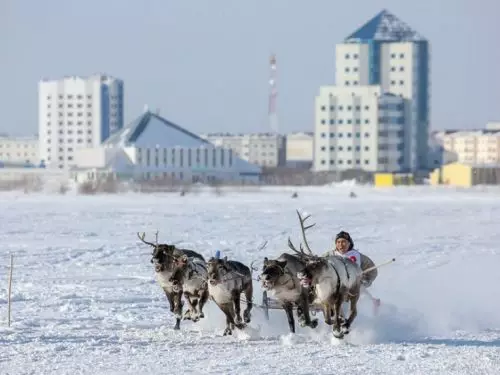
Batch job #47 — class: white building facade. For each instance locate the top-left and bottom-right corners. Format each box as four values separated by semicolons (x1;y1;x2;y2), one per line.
316;10;430;173
38;74;124;170
285;132;314;169
433;128;500;165
72;111;261;184
199;133;286;168
0;135;40;166
314;86;405;172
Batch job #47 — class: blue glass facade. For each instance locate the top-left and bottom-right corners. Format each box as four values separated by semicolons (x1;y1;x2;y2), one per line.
100;84;110;142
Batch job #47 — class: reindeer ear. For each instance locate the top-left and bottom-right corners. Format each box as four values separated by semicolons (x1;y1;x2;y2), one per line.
263;257;269;266
223;256;228;263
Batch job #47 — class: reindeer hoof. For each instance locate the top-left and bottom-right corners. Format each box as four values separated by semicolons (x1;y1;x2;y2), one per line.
332;329;344;339
309;319;319;329
325;320;333;326
243;313;251;323
223;328;232;336
199;312;205;319
235;322;246;330
341;322;350;334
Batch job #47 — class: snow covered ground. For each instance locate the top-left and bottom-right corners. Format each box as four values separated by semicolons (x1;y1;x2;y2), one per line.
1;185;500;374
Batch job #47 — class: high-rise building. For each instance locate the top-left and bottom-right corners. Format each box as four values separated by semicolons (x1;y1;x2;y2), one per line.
38;74;124;169
314;9;430;173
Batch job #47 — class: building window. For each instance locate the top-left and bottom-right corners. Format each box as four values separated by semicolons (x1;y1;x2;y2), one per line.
345;67;350;72
345;81;350;86
364;132;369;137
180;149;184;167
172;149;176;166
330;119;335;125
330;105;335;111
345;54;350;59
229;149;233;166
330;146;335;151
321;105;326;111
154;148;159;167
321;146;326;151
163;149;167;165
399;53;404;58
321;119;326;125
212;148;216;166
196;148;200;164
330;160;334;165
204;148;208;167
188;149;192;167
321;160;325;165
364;160;369;164
364;119;370;124
220;149;225;167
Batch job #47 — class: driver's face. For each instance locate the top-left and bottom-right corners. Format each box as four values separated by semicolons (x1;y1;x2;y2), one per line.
336;238;350;253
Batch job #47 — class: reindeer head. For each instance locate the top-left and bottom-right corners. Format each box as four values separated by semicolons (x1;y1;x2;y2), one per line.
206;256;230;286
297;256;328;288
137;231;181;273
259;257;287;290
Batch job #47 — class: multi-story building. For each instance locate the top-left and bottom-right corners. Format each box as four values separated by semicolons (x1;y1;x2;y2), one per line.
0;135;40;166
38;74;124;169
433;128;500;165
314;86;405;172
285;132;314;169
314;9;430;173
199;132;286;168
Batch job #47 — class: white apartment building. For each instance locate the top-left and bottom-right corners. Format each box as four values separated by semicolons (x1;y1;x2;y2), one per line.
0;135;40;166
199;132;286;168
433;129;500;165
285;132;314;169
38;74;124;170
315;9;430;173
313;86;405;172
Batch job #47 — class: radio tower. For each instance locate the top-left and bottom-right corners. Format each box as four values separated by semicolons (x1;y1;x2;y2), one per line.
268;54;278;134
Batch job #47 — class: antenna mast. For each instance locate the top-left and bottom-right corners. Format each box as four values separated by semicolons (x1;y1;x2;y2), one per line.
268;54;278;134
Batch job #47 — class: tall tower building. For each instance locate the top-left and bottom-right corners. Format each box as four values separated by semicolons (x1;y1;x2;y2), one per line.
38;74;124;169
335;9;430;172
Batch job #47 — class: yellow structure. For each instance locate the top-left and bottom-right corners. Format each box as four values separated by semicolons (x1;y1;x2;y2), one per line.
429;162;500;187
374;173;414;187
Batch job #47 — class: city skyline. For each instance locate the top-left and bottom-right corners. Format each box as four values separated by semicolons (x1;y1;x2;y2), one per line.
2;0;499;136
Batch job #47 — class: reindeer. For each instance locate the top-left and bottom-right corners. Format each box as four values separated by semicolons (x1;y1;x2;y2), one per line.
287;214;363;339
257;212;320;333
169;254;210;322
206;256;253;336
137;231;205;330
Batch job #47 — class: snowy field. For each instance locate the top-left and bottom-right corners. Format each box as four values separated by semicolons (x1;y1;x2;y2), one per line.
1;185;500;375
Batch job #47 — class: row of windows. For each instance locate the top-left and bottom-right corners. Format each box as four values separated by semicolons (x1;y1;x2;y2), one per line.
344;67;359;73
137;147;233;169
0;152;37;157
47;129;92;135
320;105;371;111
45;138;92;145
320;132;370;138
321;145;370;152
321;119;371;125
47;112;93;118
47;95;92;100
391;66;406;72
321;159;369;165
320;130;404;139
0;144;37;148
46;121;93;126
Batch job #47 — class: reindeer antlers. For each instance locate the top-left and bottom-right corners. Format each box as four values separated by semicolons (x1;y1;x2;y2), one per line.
287;210;316;258
137;231;159;247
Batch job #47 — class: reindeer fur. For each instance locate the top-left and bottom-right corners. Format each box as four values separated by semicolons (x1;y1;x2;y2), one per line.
206;256;253;336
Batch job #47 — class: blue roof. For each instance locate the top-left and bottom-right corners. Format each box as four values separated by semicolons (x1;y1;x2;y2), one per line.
345;9;425;42
104;111;211;148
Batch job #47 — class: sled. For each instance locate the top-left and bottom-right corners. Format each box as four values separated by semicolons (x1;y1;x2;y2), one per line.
260;290;381;320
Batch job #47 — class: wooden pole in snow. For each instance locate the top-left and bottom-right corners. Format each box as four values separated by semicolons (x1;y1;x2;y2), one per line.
8;254;13;327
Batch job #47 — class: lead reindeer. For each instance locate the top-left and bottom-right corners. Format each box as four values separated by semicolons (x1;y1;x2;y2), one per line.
169;254;210;322
257;212;319;333
206;256;253;336
137;231;205;330
288;212;363;339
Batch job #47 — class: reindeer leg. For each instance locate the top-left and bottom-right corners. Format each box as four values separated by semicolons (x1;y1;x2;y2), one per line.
173;292;183;330
182;292;194;320
323;303;333;326
190;298;200;322
283;302;296;333
342;293;360;335
163;288;175;313
332;297;344;339
298;290;318;329
243;282;253;324
232;290;243;326
218;302;237;336
197;289;209;319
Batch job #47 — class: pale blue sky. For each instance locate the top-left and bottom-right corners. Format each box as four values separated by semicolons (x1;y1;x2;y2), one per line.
1;0;499;136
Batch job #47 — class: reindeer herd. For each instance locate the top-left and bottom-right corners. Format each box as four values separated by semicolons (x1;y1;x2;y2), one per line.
138;211;375;339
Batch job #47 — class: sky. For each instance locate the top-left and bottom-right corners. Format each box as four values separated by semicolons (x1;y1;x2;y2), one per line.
1;0;499;137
